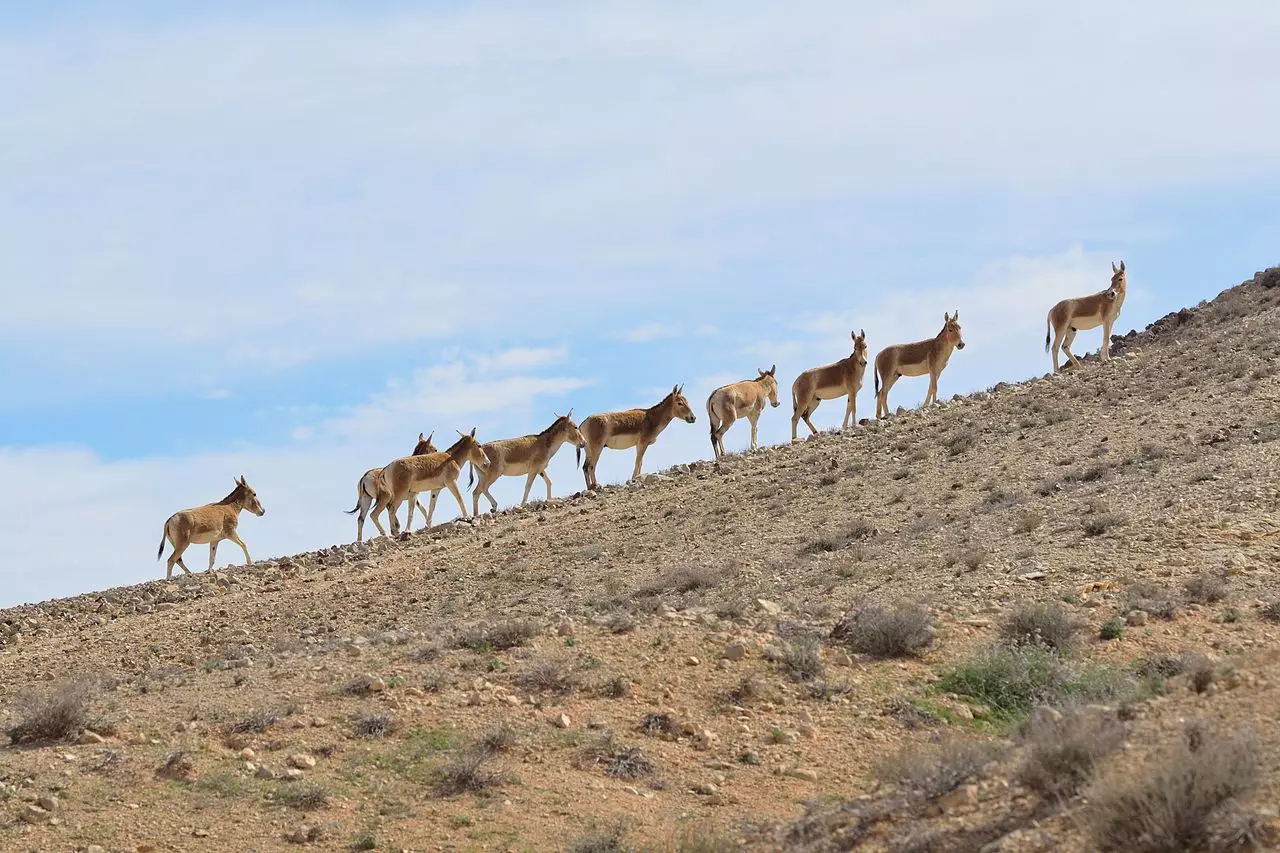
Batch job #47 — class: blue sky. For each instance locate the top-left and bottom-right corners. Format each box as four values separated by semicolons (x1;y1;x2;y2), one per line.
2;2;1279;607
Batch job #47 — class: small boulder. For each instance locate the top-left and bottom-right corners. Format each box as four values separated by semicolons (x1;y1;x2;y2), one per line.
721;642;747;662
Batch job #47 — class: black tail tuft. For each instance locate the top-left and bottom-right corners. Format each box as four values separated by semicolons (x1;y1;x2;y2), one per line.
344;502;361;515
156;529;166;561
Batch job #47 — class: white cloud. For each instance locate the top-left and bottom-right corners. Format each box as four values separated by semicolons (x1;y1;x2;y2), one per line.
621;323;682;343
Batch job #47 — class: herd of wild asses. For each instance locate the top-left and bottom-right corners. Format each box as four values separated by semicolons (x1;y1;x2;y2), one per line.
157;262;1128;579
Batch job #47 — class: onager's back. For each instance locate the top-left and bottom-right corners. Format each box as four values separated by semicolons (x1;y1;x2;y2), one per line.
376;429;490;535
157;476;266;580
347;432;437;543
1046;260;1127;372
472;413;586;515
708;366;779;458
874;312;965;419
581;385;697;489
791;331;868;440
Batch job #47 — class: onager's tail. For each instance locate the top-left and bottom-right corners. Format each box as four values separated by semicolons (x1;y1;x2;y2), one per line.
874;367;881;396
1045;317;1051;353
156;528;166;561
344;502;361;515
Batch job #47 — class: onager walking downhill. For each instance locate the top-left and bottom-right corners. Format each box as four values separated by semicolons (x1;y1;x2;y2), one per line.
707;366;779;459
157;476;266;580
373;429;491;536
346;432;437;543
875;312;966;419
581;385;697;490
471;412;586;515
1046;260;1127;372
791;330;869;440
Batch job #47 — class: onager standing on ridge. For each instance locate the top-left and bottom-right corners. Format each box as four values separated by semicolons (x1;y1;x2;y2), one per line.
581;385;697;490
707;366;779;459
1046;260;1127;373
471;412;586;515
157;476;266;580
374;429;491;536
875;312;966;419
346;432;437;543
791;330;869;440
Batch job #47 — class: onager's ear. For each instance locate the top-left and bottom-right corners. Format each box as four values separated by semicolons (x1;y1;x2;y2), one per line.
566;407;573;418
425;431;433;444
769;364;776;376
418;432;425;441
237;474;247;486
1112;261;1119;273
953;310;960;321
943;312;951;324
1119;260;1125;272
470;427;477;437
859;329;866;340
672;384;679;396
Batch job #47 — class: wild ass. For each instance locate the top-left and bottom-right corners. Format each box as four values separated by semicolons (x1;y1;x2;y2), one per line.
156;476;265;580
471;412;587;515
875;312;966;419
791;331;869;440
1046;260;1127;372
346;432;437;543
707;366;779;459
581;385;697;490
372;429;491;536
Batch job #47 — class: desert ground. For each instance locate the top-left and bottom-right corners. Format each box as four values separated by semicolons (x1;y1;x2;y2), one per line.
4;268;1280;852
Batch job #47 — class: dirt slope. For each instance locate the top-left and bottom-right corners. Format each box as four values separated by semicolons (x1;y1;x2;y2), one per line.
3;267;1280;853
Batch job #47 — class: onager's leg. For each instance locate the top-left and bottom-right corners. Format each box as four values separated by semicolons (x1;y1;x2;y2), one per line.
748;412;761;450
925;373;939;406
423;491;440;529
715;410;737;458
708;410;723;458
631;441;650;482
207;540;219;572
1101;318;1115;361
1061;327;1079;367
473;470;499;515
521;472;538;505
842;394;856;429
540;471;553;501
583;444;602;490
167;538;191;579
405;491;418;531
1050;325;1064;372
801;398;821;436
446;480;468;518
414;498;431;519
228;531;252;565
878;373;900;418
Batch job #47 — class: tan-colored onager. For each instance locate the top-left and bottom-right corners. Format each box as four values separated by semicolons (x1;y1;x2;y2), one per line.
471;412;587;515
346;432;437;543
875;312;966;419
791;330;869;440
707;366;779;459
373;429;491;536
1046;260;1127;372
581;385;697;490
156;476;265;580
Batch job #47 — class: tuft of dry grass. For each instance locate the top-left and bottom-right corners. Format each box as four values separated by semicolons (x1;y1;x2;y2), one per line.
876;735;1004;798
1182;653;1216;694
276;783;330;811
353;711;397;739
1123;581;1178;621
515;654;576;694
455;618;540;652
432;748;508;797
156;749;197;781
1018;708;1127;799
478;721;517;754
1083;512;1126;537
999;600;1084;653
780;634;824;681
1085;725;1260;852
568;821;634;853
830;600;934;658
7;680;93;744
1260;599;1280;623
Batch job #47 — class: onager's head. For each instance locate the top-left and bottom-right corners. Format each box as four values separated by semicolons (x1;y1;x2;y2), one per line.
668;384;697;423
851;329;869;367
1110;259;1127;292
554;409;587;465
455;427;492;468
412;431;437;455
229;475;265;516
941;311;965;350
756;365;780;407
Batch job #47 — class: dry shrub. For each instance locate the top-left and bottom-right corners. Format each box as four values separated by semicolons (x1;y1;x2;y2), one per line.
568;821;634;853
1182;572;1227;604
637;565;717;596
1123;581;1178;621
432;748;508;797
1018;708;1127;799
1182;653;1216;694
515;654;576;694
277;783;329;811
1260;599;1280;623
876;735;1005;798
1085;725;1260;852
478;721;517;754
781;634;824;681
8;680;93;744
455;618;540;652
830;600;934;658
353;711;396;739
156;749;197;781
999;600;1084;653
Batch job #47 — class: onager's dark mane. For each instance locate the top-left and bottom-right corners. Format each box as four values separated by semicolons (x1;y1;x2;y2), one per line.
216;483;246;505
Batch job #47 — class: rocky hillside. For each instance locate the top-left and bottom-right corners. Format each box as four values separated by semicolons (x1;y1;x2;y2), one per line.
2;267;1280;853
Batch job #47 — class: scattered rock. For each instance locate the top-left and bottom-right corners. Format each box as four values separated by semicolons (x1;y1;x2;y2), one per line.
556;617;576;637
283;768;306;781
240;747;257;761
77;730;106;745
1126;609;1149;627
755;599;782;616
288;754;316;770
36;795;59;812
551;713;571;729
783;766;819;782
721;642;746;662
937;784;978;814
685;656;700;666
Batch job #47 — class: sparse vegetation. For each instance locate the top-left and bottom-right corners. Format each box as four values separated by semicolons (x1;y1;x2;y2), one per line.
568;821;634;853
939;645;1138;720
877;735;1004;798
999;600;1083;653
1123;581;1178;620
1099;618;1125;641
1182;572;1227;604
1182;652;1216;694
1261;599;1280;622
479;721;517;754
276;783;330;811
1014;511;1044;533
830;599;934;658
1018;708;1127;799
7;680;92;744
515;654;577;694
432;748;508;797
1083;512;1126;537
455;618;540;652
1085;725;1260;852
781;634;824;681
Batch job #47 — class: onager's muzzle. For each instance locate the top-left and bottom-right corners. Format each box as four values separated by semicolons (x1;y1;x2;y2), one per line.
685;414;697;423
956;340;966;350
